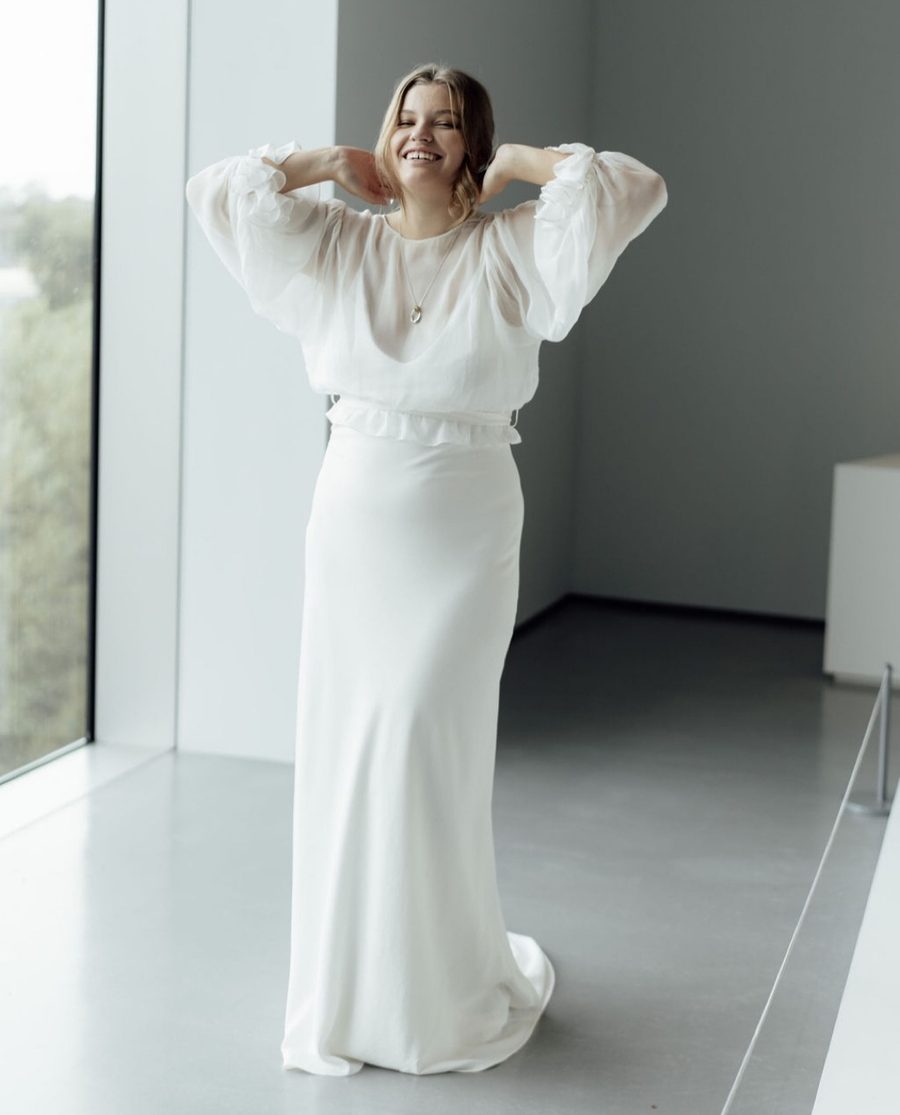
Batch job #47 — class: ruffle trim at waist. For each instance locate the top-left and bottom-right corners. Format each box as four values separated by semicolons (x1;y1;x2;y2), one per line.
325;396;522;447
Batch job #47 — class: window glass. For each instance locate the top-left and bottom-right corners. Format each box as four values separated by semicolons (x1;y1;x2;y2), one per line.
0;0;99;779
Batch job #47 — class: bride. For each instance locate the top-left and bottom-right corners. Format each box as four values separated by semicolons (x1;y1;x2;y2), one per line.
186;61;667;1077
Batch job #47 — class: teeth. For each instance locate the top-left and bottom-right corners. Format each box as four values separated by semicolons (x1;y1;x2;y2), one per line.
406;152;438;161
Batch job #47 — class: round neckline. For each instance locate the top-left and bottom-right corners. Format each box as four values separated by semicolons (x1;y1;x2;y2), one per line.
379;212;481;242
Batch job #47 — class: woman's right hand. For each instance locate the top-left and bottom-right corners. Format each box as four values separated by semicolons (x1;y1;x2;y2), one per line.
333;146;392;206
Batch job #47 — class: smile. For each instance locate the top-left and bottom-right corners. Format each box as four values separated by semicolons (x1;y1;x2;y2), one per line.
404;151;441;162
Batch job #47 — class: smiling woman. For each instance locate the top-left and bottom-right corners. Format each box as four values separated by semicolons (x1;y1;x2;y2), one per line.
379;81;470;238
185;60;667;1077
376;68;492;231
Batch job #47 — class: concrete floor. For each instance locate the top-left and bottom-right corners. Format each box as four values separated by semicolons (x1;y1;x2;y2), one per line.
0;597;893;1115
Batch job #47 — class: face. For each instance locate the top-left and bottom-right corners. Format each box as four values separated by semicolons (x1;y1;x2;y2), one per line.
389;82;467;202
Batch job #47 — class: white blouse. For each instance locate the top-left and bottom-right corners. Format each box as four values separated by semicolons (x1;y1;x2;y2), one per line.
185;140;668;447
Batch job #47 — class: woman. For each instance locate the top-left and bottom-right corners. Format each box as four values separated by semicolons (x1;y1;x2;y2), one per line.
186;62;667;1077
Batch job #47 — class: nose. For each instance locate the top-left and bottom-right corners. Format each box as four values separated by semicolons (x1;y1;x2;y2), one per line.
411;122;433;143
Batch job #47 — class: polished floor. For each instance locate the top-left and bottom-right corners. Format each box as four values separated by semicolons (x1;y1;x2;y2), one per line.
0;597;893;1115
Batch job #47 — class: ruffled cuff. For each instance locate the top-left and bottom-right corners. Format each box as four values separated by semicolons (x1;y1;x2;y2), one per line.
534;142;598;223
229;140;313;228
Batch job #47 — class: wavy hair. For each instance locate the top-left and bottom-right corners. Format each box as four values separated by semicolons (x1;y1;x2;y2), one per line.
373;63;495;225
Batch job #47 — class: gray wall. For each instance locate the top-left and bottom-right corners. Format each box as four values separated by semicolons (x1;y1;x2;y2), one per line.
335;0;597;625
573;0;900;620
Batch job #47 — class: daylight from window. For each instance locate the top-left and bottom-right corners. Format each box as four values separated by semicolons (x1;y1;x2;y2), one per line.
0;1;99;779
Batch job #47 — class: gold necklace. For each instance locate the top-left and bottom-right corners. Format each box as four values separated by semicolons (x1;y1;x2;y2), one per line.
390;219;466;324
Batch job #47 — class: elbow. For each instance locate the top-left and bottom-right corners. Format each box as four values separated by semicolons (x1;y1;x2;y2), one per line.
635;171;668;230
538;313;578;344
185;173;202;211
653;172;668;212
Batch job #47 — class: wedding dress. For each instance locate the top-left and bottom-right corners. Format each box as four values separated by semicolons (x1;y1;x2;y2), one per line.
186;140;667;1075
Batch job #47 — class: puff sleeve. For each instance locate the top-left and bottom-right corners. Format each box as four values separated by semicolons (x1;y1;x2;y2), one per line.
487;143;668;343
185;141;344;340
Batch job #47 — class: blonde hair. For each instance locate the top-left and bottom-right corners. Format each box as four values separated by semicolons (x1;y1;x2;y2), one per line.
373;63;495;224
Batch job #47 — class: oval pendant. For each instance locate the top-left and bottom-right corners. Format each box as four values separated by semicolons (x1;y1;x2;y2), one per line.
410;305;422;324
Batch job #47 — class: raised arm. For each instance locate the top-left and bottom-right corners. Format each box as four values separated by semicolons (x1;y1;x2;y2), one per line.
483;141;668;342
185;140;350;341
479;143;571;202
262;146;390;206
260;147;341;190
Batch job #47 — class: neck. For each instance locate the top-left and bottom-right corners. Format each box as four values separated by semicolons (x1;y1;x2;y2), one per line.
390;193;463;240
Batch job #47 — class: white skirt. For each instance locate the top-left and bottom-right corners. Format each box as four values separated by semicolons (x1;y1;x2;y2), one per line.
280;424;555;1076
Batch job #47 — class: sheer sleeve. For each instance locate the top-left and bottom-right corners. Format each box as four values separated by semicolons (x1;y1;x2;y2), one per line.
486;143;668;342
185;140;345;340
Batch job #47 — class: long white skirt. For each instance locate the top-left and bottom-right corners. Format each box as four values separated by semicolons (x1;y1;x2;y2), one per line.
280;424;555;1076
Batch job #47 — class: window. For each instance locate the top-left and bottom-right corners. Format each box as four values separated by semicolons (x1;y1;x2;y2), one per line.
0;0;101;780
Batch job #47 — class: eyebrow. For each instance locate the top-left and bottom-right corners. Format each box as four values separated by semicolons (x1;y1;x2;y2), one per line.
399;109;457;116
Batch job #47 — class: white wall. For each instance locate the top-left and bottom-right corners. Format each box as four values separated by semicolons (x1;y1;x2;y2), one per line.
99;0;593;765
178;0;339;761
97;0;340;764
334;0;597;625
573;0;900;620
95;0;187;751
